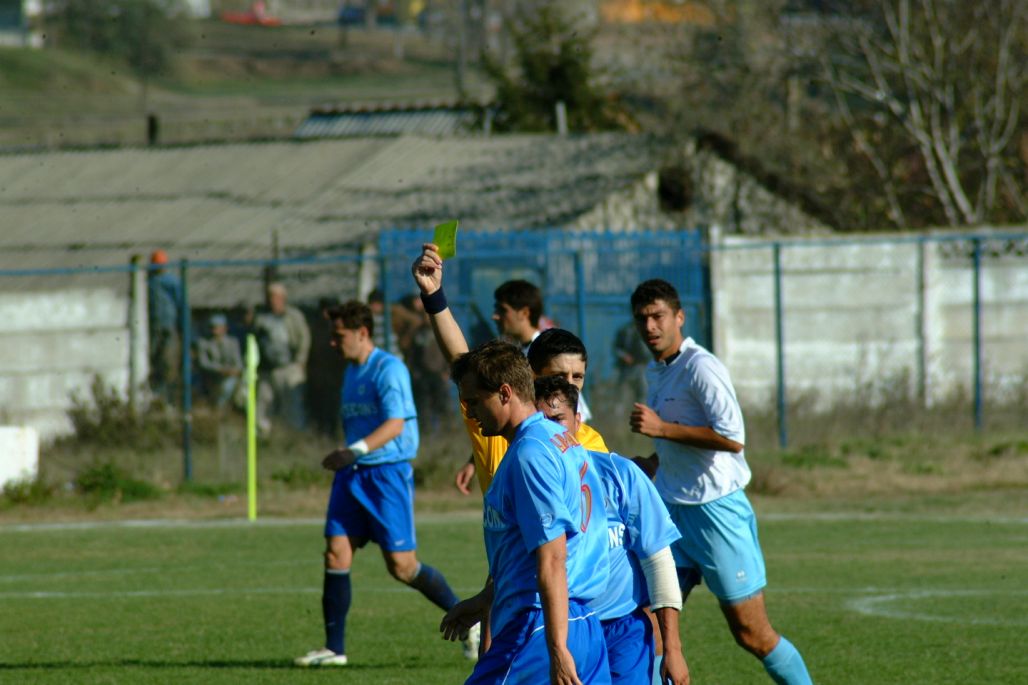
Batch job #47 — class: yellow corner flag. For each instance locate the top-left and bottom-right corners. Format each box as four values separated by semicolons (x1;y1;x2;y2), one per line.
246;334;259;522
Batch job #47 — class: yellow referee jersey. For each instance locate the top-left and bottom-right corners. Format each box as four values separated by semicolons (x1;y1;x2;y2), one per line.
460;404;609;492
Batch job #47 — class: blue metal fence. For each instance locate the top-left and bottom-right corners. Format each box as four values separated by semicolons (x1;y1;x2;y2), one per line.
378;228;710;382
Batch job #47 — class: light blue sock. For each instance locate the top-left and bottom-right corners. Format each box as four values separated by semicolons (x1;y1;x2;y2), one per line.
762;636;812;685
651;654;663;685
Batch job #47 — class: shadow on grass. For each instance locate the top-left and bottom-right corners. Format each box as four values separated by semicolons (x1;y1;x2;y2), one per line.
0;658;394;671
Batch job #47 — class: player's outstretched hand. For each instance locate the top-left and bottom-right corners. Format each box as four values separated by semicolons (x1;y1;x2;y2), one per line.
440;595;487;642
412;243;443;295
454;461;476;495
322;448;356;471
630;402;665;438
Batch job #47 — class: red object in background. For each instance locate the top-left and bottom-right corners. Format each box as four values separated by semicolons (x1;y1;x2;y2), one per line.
221;1;282;26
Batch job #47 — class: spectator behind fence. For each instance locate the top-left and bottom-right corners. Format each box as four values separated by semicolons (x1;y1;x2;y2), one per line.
253;282;311;435
147;249;183;405
613;318;650;413
196;313;243;410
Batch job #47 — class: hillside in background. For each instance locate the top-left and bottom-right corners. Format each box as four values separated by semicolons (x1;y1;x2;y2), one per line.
0;20;490;148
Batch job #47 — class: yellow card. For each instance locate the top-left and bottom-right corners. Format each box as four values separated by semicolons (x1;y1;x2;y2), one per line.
433;220;459;259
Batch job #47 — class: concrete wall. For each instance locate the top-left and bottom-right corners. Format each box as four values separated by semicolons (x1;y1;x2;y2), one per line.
0;285;145;441
711;229;1028;408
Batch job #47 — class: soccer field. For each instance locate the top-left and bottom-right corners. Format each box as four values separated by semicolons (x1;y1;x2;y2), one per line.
1;510;1025;684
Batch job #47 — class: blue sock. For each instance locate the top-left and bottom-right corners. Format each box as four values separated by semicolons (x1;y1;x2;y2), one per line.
762;636;812;685
407;562;459;611
651;654;663;685
322;569;351;655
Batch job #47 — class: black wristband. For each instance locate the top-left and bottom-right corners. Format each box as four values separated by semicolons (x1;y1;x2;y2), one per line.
420;287;448;315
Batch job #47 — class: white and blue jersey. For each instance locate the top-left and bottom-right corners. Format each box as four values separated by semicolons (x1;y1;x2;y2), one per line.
589;451;681;621
340;347;418;466
646;337;748;505
482;412;609;638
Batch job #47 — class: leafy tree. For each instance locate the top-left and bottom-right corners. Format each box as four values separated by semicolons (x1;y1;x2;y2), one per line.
54;0;190;80
485;3;627;133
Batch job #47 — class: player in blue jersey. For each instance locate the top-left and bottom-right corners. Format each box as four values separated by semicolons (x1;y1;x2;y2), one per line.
295;301;463;667
439;340;611;685
534;376;690;685
630;280;813;685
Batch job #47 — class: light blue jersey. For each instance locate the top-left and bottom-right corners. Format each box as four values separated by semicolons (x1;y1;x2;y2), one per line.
340;347;418;465
482;412;609;638
589;451;681;621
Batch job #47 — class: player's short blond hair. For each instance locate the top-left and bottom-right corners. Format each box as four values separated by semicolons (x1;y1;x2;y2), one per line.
453;340;535;403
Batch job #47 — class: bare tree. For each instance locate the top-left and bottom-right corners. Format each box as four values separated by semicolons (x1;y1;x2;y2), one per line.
823;0;1027;227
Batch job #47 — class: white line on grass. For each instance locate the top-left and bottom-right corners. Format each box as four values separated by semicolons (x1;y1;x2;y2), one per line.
3;576;1024;628
0;558;319;584
846;589;1028;627
759;512;1028;524
0;584;485;600
0;510;485;534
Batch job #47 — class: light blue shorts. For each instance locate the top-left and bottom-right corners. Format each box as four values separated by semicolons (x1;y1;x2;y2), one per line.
602;607;654;685
324;460;417;552
467;601;611;685
667;489;767;603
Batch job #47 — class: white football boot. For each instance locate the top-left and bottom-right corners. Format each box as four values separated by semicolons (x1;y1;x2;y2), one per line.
294;648;348;667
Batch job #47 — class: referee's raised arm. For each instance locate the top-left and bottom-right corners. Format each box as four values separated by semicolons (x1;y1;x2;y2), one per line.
411;242;469;364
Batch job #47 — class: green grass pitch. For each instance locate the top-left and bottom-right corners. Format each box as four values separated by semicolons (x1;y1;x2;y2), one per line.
1;511;1025;684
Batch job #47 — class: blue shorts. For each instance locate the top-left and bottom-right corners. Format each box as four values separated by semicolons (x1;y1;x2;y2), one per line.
668;489;766;603
467;601;610;685
602;607;654;685
324;460;417;552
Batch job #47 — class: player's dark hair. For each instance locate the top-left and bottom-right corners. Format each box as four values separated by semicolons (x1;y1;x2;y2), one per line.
458;339;535;403
631;279;682;313
527;328;588;373
329;300;374;337
495;280;543;327
534;375;579;410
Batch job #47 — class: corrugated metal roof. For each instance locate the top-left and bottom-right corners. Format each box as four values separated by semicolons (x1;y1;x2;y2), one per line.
295;110;479;138
0;134;662;306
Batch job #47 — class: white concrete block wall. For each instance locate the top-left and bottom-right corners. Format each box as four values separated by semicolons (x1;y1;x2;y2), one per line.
712;231;1028;409
0;288;135;442
0;426;38;488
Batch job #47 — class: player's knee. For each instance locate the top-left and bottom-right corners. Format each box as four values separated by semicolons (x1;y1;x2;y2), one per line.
324;549;347;571
387;556;419;583
731;624;778;658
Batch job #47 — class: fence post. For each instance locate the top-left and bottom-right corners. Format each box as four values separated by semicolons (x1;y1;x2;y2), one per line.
380;253;393;354
574;251;587;345
773;243;788;450
180;258;193;483
972;237;983;431
128;255;148;409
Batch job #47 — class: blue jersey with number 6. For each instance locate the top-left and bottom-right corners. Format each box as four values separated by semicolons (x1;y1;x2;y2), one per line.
482;412;609;637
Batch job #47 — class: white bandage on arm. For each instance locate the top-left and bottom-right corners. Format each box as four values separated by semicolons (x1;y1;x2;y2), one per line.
347;439;369;456
640;546;682;611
